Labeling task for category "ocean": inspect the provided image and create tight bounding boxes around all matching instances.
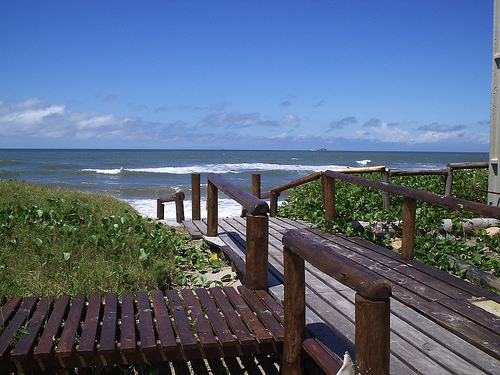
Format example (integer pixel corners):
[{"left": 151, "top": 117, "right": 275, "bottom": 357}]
[{"left": 0, "top": 149, "right": 489, "bottom": 220}]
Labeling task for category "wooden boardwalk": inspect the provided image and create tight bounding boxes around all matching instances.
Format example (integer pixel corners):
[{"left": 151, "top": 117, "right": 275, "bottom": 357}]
[{"left": 184, "top": 217, "right": 500, "bottom": 375}]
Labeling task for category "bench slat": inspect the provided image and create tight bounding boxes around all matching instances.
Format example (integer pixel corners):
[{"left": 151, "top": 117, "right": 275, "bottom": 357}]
[
  {"left": 210, "top": 287, "right": 256, "bottom": 348},
  {"left": 165, "top": 290, "right": 198, "bottom": 351},
  {"left": 196, "top": 288, "right": 237, "bottom": 347},
  {"left": 223, "top": 287, "right": 273, "bottom": 344},
  {"left": 180, "top": 289, "right": 218, "bottom": 350},
  {"left": 0, "top": 297, "right": 22, "bottom": 328},
  {"left": 238, "top": 286, "right": 284, "bottom": 341},
  {"left": 55, "top": 295, "right": 86, "bottom": 358},
  {"left": 150, "top": 291, "right": 178, "bottom": 353},
  {"left": 0, "top": 297, "right": 38, "bottom": 357},
  {"left": 34, "top": 295, "right": 70, "bottom": 358},
  {"left": 119, "top": 292, "right": 136, "bottom": 354},
  {"left": 137, "top": 291, "right": 157, "bottom": 351},
  {"left": 98, "top": 293, "right": 118, "bottom": 355},
  {"left": 77, "top": 293, "right": 101, "bottom": 356},
  {"left": 11, "top": 296, "right": 53, "bottom": 361},
  {"left": 254, "top": 289, "right": 284, "bottom": 324}
]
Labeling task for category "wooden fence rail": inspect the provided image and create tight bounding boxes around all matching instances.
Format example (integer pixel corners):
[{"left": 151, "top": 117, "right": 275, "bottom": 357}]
[
  {"left": 282, "top": 229, "right": 392, "bottom": 375},
  {"left": 156, "top": 192, "right": 185, "bottom": 223},
  {"left": 257, "top": 162, "right": 488, "bottom": 213}
]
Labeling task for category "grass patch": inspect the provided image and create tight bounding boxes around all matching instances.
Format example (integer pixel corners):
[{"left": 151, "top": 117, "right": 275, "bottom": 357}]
[{"left": 0, "top": 180, "right": 227, "bottom": 298}]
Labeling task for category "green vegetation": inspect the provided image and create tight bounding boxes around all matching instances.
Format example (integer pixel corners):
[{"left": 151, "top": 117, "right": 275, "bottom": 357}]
[
  {"left": 0, "top": 180, "right": 226, "bottom": 298},
  {"left": 278, "top": 169, "right": 500, "bottom": 284}
]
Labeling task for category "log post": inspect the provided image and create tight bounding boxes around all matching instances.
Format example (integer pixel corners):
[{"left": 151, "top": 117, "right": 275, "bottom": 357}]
[
  {"left": 270, "top": 190, "right": 280, "bottom": 217},
  {"left": 207, "top": 180, "right": 218, "bottom": 236},
  {"left": 401, "top": 197, "right": 417, "bottom": 260},
  {"left": 381, "top": 169, "right": 391, "bottom": 209},
  {"left": 444, "top": 167, "right": 453, "bottom": 196},
  {"left": 245, "top": 213, "right": 269, "bottom": 290},
  {"left": 321, "top": 174, "right": 335, "bottom": 221},
  {"left": 191, "top": 174, "right": 201, "bottom": 220},
  {"left": 355, "top": 293, "right": 391, "bottom": 375},
  {"left": 157, "top": 199, "right": 164, "bottom": 220},
  {"left": 252, "top": 174, "right": 261, "bottom": 198},
  {"left": 283, "top": 245, "right": 306, "bottom": 375},
  {"left": 175, "top": 192, "right": 185, "bottom": 223}
]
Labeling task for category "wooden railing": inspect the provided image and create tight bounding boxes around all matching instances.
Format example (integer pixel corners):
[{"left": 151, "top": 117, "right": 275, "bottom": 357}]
[
  {"left": 259, "top": 162, "right": 488, "bottom": 214},
  {"left": 156, "top": 192, "right": 185, "bottom": 223},
  {"left": 282, "top": 230, "right": 392, "bottom": 375},
  {"left": 206, "top": 173, "right": 269, "bottom": 290}
]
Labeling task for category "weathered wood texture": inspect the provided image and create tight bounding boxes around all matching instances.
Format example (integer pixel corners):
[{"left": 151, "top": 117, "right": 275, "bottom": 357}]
[
  {"left": 208, "top": 173, "right": 269, "bottom": 216},
  {"left": 186, "top": 217, "right": 500, "bottom": 374},
  {"left": 191, "top": 173, "right": 201, "bottom": 220},
  {"left": 0, "top": 287, "right": 284, "bottom": 374},
  {"left": 323, "top": 169, "right": 500, "bottom": 219},
  {"left": 157, "top": 192, "right": 185, "bottom": 222}
]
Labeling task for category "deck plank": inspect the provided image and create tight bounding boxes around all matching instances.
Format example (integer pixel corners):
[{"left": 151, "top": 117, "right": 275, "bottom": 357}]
[{"left": 186, "top": 217, "right": 500, "bottom": 375}]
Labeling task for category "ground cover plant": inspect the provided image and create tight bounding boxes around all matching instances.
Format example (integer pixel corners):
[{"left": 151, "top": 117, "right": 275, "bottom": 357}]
[
  {"left": 0, "top": 180, "right": 228, "bottom": 298},
  {"left": 277, "top": 169, "right": 500, "bottom": 287}
]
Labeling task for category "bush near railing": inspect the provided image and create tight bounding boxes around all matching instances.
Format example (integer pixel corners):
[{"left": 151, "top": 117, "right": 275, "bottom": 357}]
[{"left": 277, "top": 169, "right": 500, "bottom": 284}]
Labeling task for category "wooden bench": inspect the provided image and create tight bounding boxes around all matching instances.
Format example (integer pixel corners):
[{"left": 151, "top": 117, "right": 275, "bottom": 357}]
[{"left": 0, "top": 287, "right": 284, "bottom": 374}]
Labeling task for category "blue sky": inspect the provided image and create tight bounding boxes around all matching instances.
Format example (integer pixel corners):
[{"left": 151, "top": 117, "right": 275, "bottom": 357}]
[{"left": 0, "top": 1, "right": 495, "bottom": 151}]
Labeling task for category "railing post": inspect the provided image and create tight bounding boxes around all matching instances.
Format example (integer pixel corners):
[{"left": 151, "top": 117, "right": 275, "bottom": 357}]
[
  {"left": 175, "top": 192, "right": 185, "bottom": 223},
  {"left": 270, "top": 190, "right": 279, "bottom": 217},
  {"left": 157, "top": 199, "right": 164, "bottom": 220},
  {"left": 245, "top": 213, "right": 269, "bottom": 290},
  {"left": 252, "top": 174, "right": 261, "bottom": 198},
  {"left": 381, "top": 169, "right": 391, "bottom": 208},
  {"left": 321, "top": 174, "right": 335, "bottom": 221},
  {"left": 191, "top": 173, "right": 201, "bottom": 220},
  {"left": 207, "top": 180, "right": 218, "bottom": 236},
  {"left": 401, "top": 197, "right": 417, "bottom": 260},
  {"left": 355, "top": 293, "right": 391, "bottom": 375},
  {"left": 283, "top": 245, "right": 306, "bottom": 375},
  {"left": 444, "top": 166, "right": 453, "bottom": 196}
]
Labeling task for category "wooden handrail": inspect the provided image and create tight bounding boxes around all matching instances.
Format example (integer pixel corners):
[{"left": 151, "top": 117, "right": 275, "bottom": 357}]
[
  {"left": 323, "top": 169, "right": 500, "bottom": 219},
  {"left": 207, "top": 173, "right": 269, "bottom": 215},
  {"left": 282, "top": 230, "right": 391, "bottom": 299},
  {"left": 282, "top": 230, "right": 391, "bottom": 375},
  {"left": 156, "top": 192, "right": 185, "bottom": 223},
  {"left": 206, "top": 173, "right": 269, "bottom": 290}
]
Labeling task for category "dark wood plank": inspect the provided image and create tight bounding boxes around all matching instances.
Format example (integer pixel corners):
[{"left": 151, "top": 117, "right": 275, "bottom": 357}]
[
  {"left": 55, "top": 294, "right": 86, "bottom": 357},
  {"left": 77, "top": 293, "right": 101, "bottom": 357},
  {"left": 0, "top": 297, "right": 22, "bottom": 327},
  {"left": 34, "top": 295, "right": 70, "bottom": 358},
  {"left": 0, "top": 297, "right": 38, "bottom": 357},
  {"left": 119, "top": 292, "right": 137, "bottom": 355},
  {"left": 136, "top": 291, "right": 157, "bottom": 351},
  {"left": 98, "top": 293, "right": 118, "bottom": 355},
  {"left": 209, "top": 287, "right": 255, "bottom": 348},
  {"left": 150, "top": 291, "right": 179, "bottom": 353},
  {"left": 223, "top": 287, "right": 273, "bottom": 344},
  {"left": 302, "top": 338, "right": 342, "bottom": 375},
  {"left": 195, "top": 288, "right": 239, "bottom": 356},
  {"left": 254, "top": 290, "right": 284, "bottom": 325},
  {"left": 10, "top": 296, "right": 53, "bottom": 360},
  {"left": 165, "top": 289, "right": 198, "bottom": 352},
  {"left": 180, "top": 289, "right": 218, "bottom": 350},
  {"left": 237, "top": 287, "right": 284, "bottom": 342}
]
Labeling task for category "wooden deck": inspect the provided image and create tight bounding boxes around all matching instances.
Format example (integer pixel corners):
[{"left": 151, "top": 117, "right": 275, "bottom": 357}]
[
  {"left": 184, "top": 217, "right": 500, "bottom": 375},
  {"left": 0, "top": 287, "right": 284, "bottom": 373}
]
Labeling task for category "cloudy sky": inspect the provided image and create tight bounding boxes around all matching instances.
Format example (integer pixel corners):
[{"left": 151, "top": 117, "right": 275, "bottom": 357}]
[{"left": 0, "top": 1, "right": 494, "bottom": 151}]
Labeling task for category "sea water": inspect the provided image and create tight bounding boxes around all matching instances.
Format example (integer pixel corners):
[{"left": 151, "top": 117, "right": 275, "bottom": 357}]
[{"left": 0, "top": 149, "right": 488, "bottom": 220}]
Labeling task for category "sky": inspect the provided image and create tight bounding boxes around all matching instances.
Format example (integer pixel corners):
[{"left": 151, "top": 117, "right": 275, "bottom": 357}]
[{"left": 0, "top": 1, "right": 495, "bottom": 151}]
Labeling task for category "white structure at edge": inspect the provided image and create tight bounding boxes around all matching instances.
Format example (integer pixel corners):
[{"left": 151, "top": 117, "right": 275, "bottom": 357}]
[{"left": 490, "top": 0, "right": 500, "bottom": 205}]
